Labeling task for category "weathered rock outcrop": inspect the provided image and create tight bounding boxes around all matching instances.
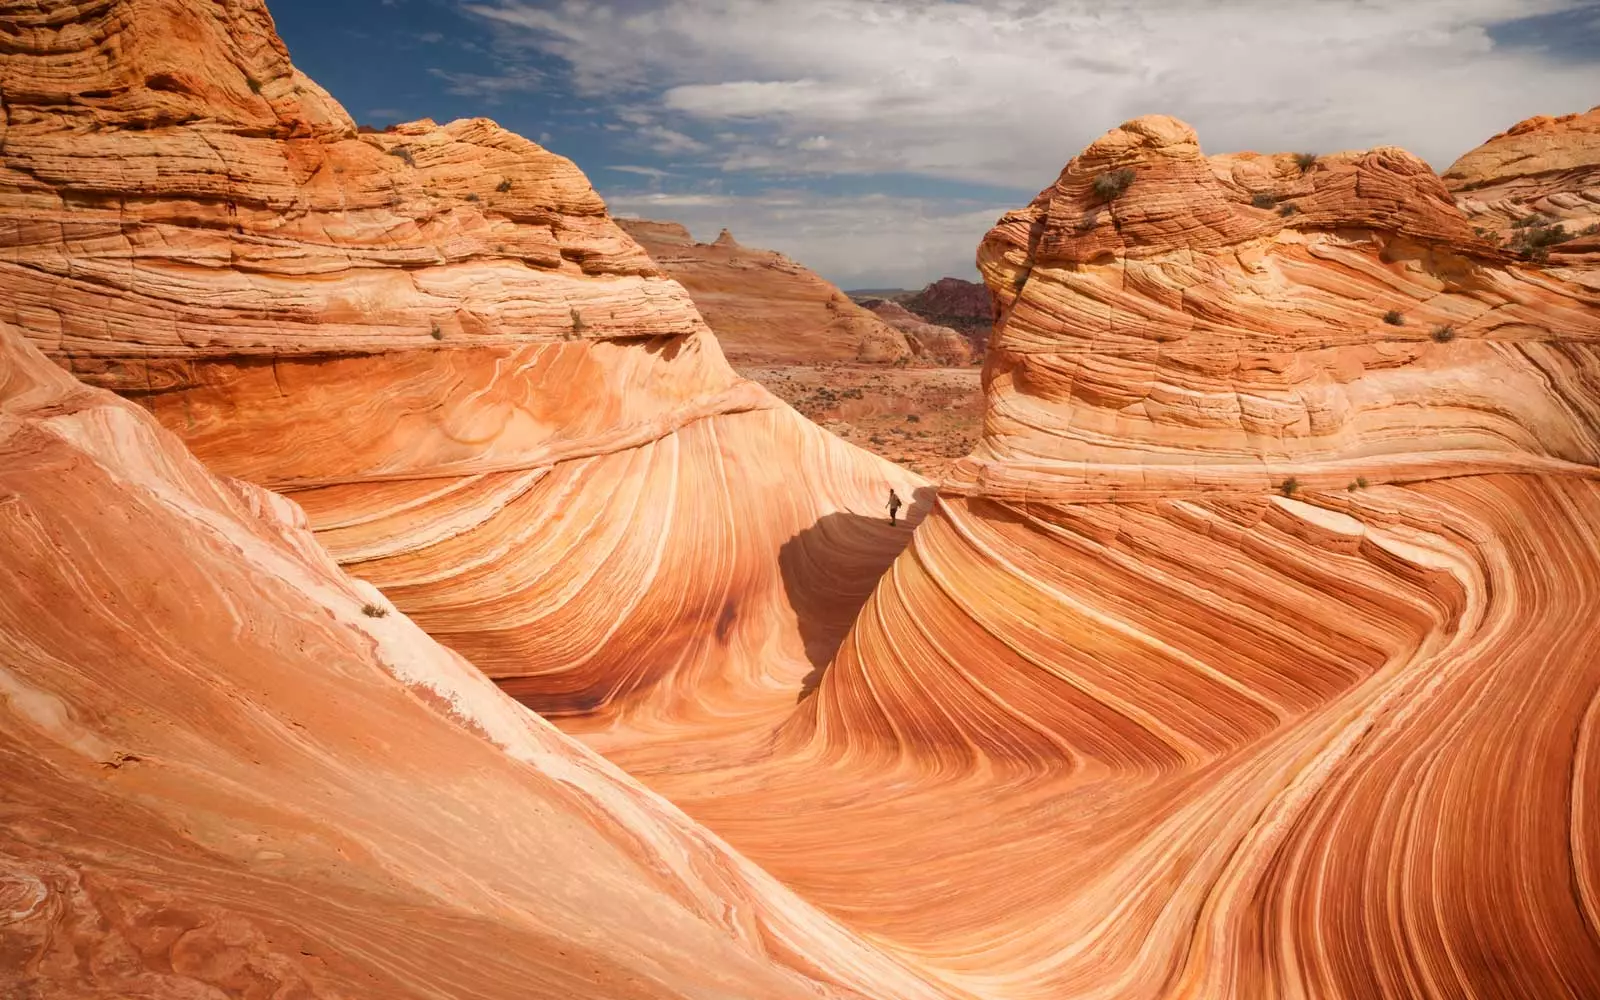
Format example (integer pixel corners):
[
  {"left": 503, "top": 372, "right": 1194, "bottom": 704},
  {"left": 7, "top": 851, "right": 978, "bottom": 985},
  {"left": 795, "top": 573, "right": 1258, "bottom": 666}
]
[
  {"left": 576, "top": 116, "right": 1600, "bottom": 1000},
  {"left": 744, "top": 114, "right": 1600, "bottom": 997},
  {"left": 901, "top": 277, "right": 995, "bottom": 355},
  {"left": 618, "top": 217, "right": 913, "bottom": 363},
  {"left": 1, "top": 0, "right": 923, "bottom": 745},
  {"left": 0, "top": 332, "right": 951, "bottom": 1000},
  {"left": 1444, "top": 105, "right": 1600, "bottom": 286},
  {"left": 11, "top": 1, "right": 1600, "bottom": 995},
  {"left": 861, "top": 298, "right": 972, "bottom": 364}
]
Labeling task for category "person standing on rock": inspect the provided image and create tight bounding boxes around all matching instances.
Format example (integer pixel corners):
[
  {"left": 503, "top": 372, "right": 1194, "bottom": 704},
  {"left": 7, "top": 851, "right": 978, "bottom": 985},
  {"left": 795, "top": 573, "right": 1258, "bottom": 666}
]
[{"left": 887, "top": 488, "right": 903, "bottom": 527}]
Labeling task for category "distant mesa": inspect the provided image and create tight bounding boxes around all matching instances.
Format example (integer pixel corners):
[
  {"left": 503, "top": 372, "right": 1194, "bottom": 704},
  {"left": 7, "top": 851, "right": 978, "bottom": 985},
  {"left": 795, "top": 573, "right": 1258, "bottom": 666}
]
[
  {"left": 901, "top": 277, "right": 994, "bottom": 355},
  {"left": 617, "top": 217, "right": 915, "bottom": 364},
  {"left": 848, "top": 277, "right": 994, "bottom": 357},
  {"left": 858, "top": 297, "right": 972, "bottom": 365},
  {"left": 1443, "top": 104, "right": 1600, "bottom": 284}
]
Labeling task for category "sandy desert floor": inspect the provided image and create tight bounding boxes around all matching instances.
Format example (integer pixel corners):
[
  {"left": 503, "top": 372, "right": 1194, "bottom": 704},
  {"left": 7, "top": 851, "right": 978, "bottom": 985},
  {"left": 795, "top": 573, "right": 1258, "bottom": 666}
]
[{"left": 738, "top": 362, "right": 985, "bottom": 479}]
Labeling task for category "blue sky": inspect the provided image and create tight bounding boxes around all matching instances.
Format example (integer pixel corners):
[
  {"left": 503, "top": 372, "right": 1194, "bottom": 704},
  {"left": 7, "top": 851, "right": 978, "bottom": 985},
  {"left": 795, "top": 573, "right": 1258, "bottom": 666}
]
[{"left": 268, "top": 0, "right": 1600, "bottom": 288}]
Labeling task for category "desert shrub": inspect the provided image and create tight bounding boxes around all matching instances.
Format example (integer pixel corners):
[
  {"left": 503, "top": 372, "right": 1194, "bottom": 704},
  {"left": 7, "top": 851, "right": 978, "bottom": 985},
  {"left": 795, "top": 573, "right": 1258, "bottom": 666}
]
[
  {"left": 1504, "top": 219, "right": 1568, "bottom": 264},
  {"left": 1092, "top": 168, "right": 1135, "bottom": 202},
  {"left": 496, "top": 177, "right": 514, "bottom": 193},
  {"left": 1251, "top": 192, "right": 1277, "bottom": 209},
  {"left": 1382, "top": 309, "right": 1405, "bottom": 326},
  {"left": 430, "top": 322, "right": 443, "bottom": 340},
  {"left": 361, "top": 603, "right": 389, "bottom": 618},
  {"left": 387, "top": 145, "right": 415, "bottom": 167},
  {"left": 1294, "top": 152, "right": 1317, "bottom": 172},
  {"left": 1583, "top": 222, "right": 1600, "bottom": 236},
  {"left": 905, "top": 413, "right": 920, "bottom": 423},
  {"left": 1431, "top": 324, "right": 1455, "bottom": 343},
  {"left": 464, "top": 192, "right": 480, "bottom": 202},
  {"left": 1278, "top": 203, "right": 1299, "bottom": 217},
  {"left": 1347, "top": 476, "right": 1370, "bottom": 492},
  {"left": 569, "top": 307, "right": 586, "bottom": 336},
  {"left": 1280, "top": 477, "right": 1301, "bottom": 497}
]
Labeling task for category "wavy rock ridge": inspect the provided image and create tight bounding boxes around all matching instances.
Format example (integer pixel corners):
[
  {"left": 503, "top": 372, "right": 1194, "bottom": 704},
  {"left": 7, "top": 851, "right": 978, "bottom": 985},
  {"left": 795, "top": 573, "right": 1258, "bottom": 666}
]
[
  {"left": 2, "top": 0, "right": 922, "bottom": 749},
  {"left": 710, "top": 114, "right": 1600, "bottom": 997},
  {"left": 0, "top": 331, "right": 950, "bottom": 1000},
  {"left": 541, "top": 116, "right": 1600, "bottom": 999},
  {"left": 8, "top": 0, "right": 1600, "bottom": 995},
  {"left": 1444, "top": 105, "right": 1600, "bottom": 286}
]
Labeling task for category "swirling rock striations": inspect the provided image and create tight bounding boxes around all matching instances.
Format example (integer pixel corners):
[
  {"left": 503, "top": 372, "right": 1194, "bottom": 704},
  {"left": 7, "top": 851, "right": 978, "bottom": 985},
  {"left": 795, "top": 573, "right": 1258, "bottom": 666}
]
[
  {"left": 555, "top": 116, "right": 1600, "bottom": 999},
  {"left": 1444, "top": 105, "right": 1600, "bottom": 285},
  {"left": 697, "top": 115, "right": 1600, "bottom": 998},
  {"left": 0, "top": 332, "right": 953, "bottom": 1000},
  {"left": 11, "top": 1, "right": 1600, "bottom": 995},
  {"left": 966, "top": 115, "right": 1599, "bottom": 497},
  {"left": 2, "top": 0, "right": 923, "bottom": 745},
  {"left": 618, "top": 217, "right": 914, "bottom": 363}
]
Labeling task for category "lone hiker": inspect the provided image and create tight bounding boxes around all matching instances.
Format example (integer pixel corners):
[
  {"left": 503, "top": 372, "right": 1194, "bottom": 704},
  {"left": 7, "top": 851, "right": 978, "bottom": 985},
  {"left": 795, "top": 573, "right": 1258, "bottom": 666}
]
[{"left": 887, "top": 488, "right": 903, "bottom": 527}]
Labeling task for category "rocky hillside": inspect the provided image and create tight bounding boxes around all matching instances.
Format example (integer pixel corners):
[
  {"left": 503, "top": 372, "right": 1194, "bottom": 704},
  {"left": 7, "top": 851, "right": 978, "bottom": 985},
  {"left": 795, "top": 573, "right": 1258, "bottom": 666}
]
[
  {"left": 6, "top": 0, "right": 1600, "bottom": 995},
  {"left": 617, "top": 218, "right": 913, "bottom": 363},
  {"left": 859, "top": 298, "right": 972, "bottom": 364},
  {"left": 1444, "top": 105, "right": 1600, "bottom": 286},
  {"left": 900, "top": 277, "right": 995, "bottom": 355}
]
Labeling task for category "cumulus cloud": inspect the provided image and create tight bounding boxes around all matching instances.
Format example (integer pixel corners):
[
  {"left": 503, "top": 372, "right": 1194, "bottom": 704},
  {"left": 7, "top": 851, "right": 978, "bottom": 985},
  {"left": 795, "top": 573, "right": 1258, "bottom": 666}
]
[
  {"left": 459, "top": 0, "right": 1600, "bottom": 281},
  {"left": 464, "top": 0, "right": 1598, "bottom": 183},
  {"left": 428, "top": 66, "right": 542, "bottom": 100},
  {"left": 609, "top": 189, "right": 1015, "bottom": 288}
]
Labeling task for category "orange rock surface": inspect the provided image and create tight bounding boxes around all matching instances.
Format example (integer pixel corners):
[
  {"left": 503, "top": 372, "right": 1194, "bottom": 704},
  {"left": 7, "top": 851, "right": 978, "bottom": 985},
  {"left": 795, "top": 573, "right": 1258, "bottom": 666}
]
[
  {"left": 618, "top": 218, "right": 913, "bottom": 363},
  {"left": 1, "top": 0, "right": 922, "bottom": 742},
  {"left": 592, "top": 116, "right": 1600, "bottom": 998},
  {"left": 0, "top": 331, "right": 952, "bottom": 1000},
  {"left": 1444, "top": 105, "right": 1600, "bottom": 285},
  {"left": 861, "top": 298, "right": 973, "bottom": 364},
  {"left": 8, "top": 0, "right": 1600, "bottom": 994}
]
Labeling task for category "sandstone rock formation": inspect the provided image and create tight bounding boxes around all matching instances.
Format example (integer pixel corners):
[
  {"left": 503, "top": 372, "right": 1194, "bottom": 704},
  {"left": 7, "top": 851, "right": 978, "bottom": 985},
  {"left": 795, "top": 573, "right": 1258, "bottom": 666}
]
[
  {"left": 1, "top": 0, "right": 923, "bottom": 748},
  {"left": 0, "top": 332, "right": 951, "bottom": 1000},
  {"left": 618, "top": 217, "right": 913, "bottom": 363},
  {"left": 587, "top": 115, "right": 1600, "bottom": 999},
  {"left": 860, "top": 298, "right": 972, "bottom": 364},
  {"left": 900, "top": 277, "right": 995, "bottom": 355},
  {"left": 10, "top": 0, "right": 1600, "bottom": 995},
  {"left": 1444, "top": 105, "right": 1600, "bottom": 286}
]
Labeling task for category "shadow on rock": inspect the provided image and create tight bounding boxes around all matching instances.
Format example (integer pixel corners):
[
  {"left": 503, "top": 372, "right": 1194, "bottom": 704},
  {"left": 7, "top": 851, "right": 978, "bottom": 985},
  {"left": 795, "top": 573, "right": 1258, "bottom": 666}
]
[{"left": 781, "top": 486, "right": 936, "bottom": 702}]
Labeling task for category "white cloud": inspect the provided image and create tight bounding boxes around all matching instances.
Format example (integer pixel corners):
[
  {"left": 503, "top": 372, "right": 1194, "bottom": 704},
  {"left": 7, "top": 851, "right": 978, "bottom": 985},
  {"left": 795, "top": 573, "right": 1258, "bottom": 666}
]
[
  {"left": 465, "top": 0, "right": 1599, "bottom": 184},
  {"left": 428, "top": 66, "right": 541, "bottom": 100},
  {"left": 460, "top": 0, "right": 1599, "bottom": 283},
  {"left": 639, "top": 123, "right": 706, "bottom": 153},
  {"left": 609, "top": 164, "right": 676, "bottom": 178},
  {"left": 608, "top": 189, "right": 1013, "bottom": 288}
]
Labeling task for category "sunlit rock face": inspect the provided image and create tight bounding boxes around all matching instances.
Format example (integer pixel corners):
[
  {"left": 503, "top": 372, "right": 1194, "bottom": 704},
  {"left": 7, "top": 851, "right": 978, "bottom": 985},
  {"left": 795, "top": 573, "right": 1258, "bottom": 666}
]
[
  {"left": 618, "top": 218, "right": 915, "bottom": 363},
  {"left": 744, "top": 115, "right": 1600, "bottom": 997},
  {"left": 966, "top": 114, "right": 1600, "bottom": 495},
  {"left": 2, "top": 0, "right": 922, "bottom": 745},
  {"left": 0, "top": 332, "right": 951, "bottom": 1000},
  {"left": 1444, "top": 105, "right": 1600, "bottom": 287},
  {"left": 9, "top": 0, "right": 1600, "bottom": 995}
]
